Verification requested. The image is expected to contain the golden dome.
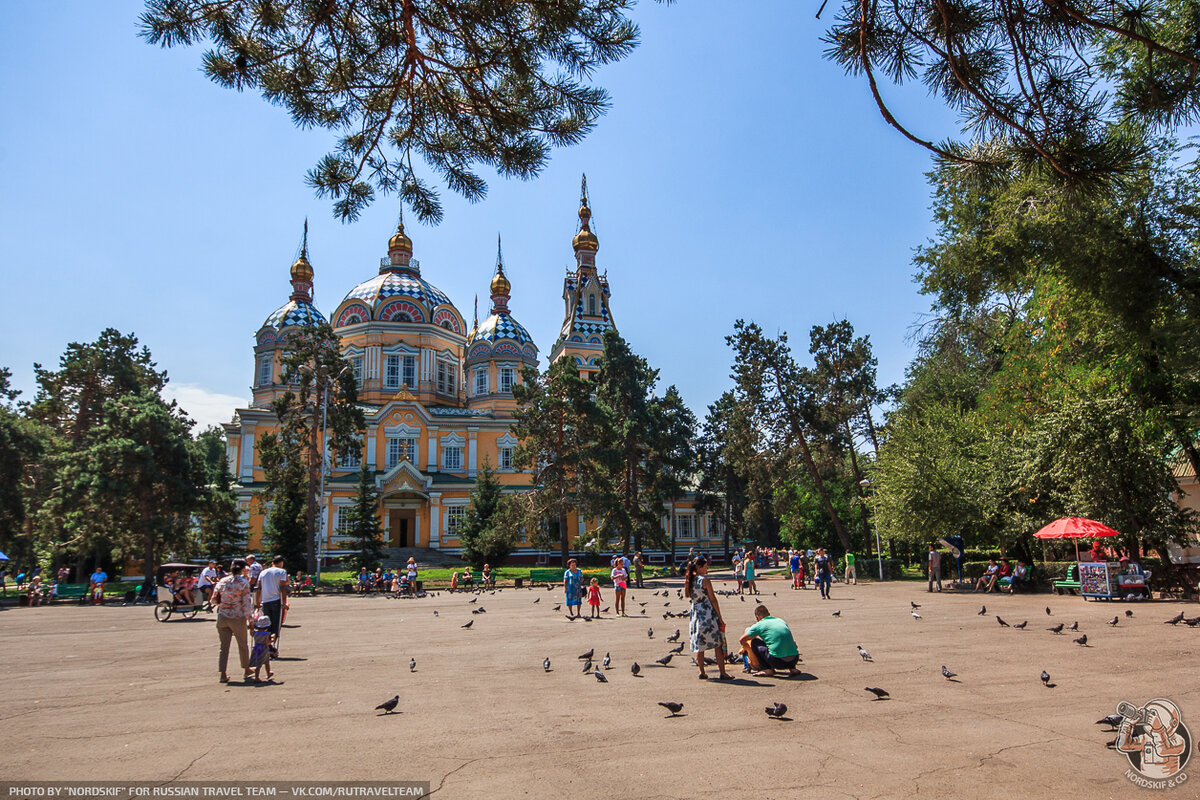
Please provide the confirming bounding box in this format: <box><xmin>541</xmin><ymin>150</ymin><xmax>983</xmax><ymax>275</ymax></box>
<box><xmin>572</xmin><ymin>200</ymin><xmax>599</xmax><ymax>253</ymax></box>
<box><xmin>290</xmin><ymin>250</ymin><xmax>314</xmax><ymax>282</ymax></box>
<box><xmin>388</xmin><ymin>221</ymin><xmax>413</xmax><ymax>253</ymax></box>
<box><xmin>490</xmin><ymin>263</ymin><xmax>511</xmax><ymax>295</ymax></box>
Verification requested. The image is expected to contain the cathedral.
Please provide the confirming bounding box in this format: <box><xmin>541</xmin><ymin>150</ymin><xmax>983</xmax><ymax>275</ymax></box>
<box><xmin>222</xmin><ymin>182</ymin><xmax>721</xmax><ymax>565</ymax></box>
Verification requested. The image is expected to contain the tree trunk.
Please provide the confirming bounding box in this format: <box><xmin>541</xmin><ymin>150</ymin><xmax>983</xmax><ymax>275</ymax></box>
<box><xmin>863</xmin><ymin>405</ymin><xmax>881</xmax><ymax>456</ymax></box>
<box><xmin>845</xmin><ymin>421</ymin><xmax>871</xmax><ymax>550</ymax></box>
<box><xmin>558</xmin><ymin>511</ymin><xmax>570</xmax><ymax>568</ymax></box>
<box><xmin>305</xmin><ymin>375</ymin><xmax>324</xmax><ymax>575</ymax></box>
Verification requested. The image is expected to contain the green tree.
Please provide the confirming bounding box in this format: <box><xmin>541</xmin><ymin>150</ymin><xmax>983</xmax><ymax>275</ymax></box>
<box><xmin>60</xmin><ymin>391</ymin><xmax>200</xmax><ymax>583</ymax></box>
<box><xmin>458</xmin><ymin>461</ymin><xmax>518</xmax><ymax>570</ymax></box>
<box><xmin>345</xmin><ymin>462</ymin><xmax>385</xmax><ymax>572</ymax></box>
<box><xmin>140</xmin><ymin>0</ymin><xmax>646</xmax><ymax>222</ymax></box>
<box><xmin>258</xmin><ymin>414</ymin><xmax>310</xmax><ymax>572</ymax></box>
<box><xmin>196</xmin><ymin>440</ymin><xmax>242</xmax><ymax>566</ymax></box>
<box><xmin>647</xmin><ymin>385</ymin><xmax>697</xmax><ymax>557</ymax></box>
<box><xmin>728</xmin><ymin>320</ymin><xmax>852</xmax><ymax>551</ymax></box>
<box><xmin>510</xmin><ymin>357</ymin><xmax>604</xmax><ymax>566</ymax></box>
<box><xmin>271</xmin><ymin>322</ymin><xmax>366</xmax><ymax>573</ymax></box>
<box><xmin>824</xmin><ymin>0</ymin><xmax>1200</xmax><ymax>185</ymax></box>
<box><xmin>0</xmin><ymin>369</ymin><xmax>47</xmax><ymax>561</ymax></box>
<box><xmin>28</xmin><ymin>329</ymin><xmax>171</xmax><ymax>570</ymax></box>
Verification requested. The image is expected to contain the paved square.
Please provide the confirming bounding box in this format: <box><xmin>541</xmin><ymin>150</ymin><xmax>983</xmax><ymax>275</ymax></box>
<box><xmin>3</xmin><ymin>578</ymin><xmax>1196</xmax><ymax>797</ymax></box>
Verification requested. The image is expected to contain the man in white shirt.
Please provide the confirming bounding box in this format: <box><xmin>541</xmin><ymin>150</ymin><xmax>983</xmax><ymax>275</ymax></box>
<box><xmin>254</xmin><ymin>555</ymin><xmax>289</xmax><ymax>654</ymax></box>
<box><xmin>198</xmin><ymin>560</ymin><xmax>218</xmax><ymax>607</ymax></box>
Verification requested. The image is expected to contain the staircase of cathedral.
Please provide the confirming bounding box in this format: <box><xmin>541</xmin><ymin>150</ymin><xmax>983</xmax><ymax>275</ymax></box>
<box><xmin>381</xmin><ymin>547</ymin><xmax>460</xmax><ymax>569</ymax></box>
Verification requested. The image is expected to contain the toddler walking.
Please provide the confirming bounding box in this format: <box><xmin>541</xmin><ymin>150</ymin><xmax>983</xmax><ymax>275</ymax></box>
<box><xmin>248</xmin><ymin>615</ymin><xmax>274</xmax><ymax>683</ymax></box>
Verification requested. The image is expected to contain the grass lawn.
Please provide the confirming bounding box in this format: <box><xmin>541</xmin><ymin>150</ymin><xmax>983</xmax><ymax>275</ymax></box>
<box><xmin>313</xmin><ymin>564</ymin><xmax>674</xmax><ymax>588</ymax></box>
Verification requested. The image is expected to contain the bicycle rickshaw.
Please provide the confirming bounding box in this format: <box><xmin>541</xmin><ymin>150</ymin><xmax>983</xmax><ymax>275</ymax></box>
<box><xmin>154</xmin><ymin>562</ymin><xmax>209</xmax><ymax>622</ymax></box>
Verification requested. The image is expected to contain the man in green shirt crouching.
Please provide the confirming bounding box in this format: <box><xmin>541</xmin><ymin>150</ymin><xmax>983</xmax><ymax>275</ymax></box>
<box><xmin>739</xmin><ymin>604</ymin><xmax>802</xmax><ymax>677</ymax></box>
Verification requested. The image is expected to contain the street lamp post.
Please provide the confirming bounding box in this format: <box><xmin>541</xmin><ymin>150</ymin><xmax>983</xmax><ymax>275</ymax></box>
<box><xmin>859</xmin><ymin>479</ymin><xmax>884</xmax><ymax>581</ymax></box>
<box><xmin>301</xmin><ymin>364</ymin><xmax>351</xmax><ymax>585</ymax></box>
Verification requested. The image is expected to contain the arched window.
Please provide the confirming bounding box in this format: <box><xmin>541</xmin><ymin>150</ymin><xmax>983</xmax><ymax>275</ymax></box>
<box><xmin>588</xmin><ymin>294</ymin><xmax>597</xmax><ymax>315</ymax></box>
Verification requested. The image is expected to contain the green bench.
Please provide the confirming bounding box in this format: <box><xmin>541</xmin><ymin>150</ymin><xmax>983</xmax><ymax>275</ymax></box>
<box><xmin>52</xmin><ymin>584</ymin><xmax>90</xmax><ymax>603</ymax></box>
<box><xmin>1053</xmin><ymin>564</ymin><xmax>1081</xmax><ymax>595</ymax></box>
<box><xmin>529</xmin><ymin>568</ymin><xmax>562</xmax><ymax>584</ymax></box>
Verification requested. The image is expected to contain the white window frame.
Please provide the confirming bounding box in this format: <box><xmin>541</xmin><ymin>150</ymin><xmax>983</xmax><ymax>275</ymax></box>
<box><xmin>442</xmin><ymin>445</ymin><xmax>463</xmax><ymax>471</ymax></box>
<box><xmin>335</xmin><ymin>506</ymin><xmax>355</xmax><ymax>536</ymax></box>
<box><xmin>257</xmin><ymin>356</ymin><xmax>272</xmax><ymax>387</ymax></box>
<box><xmin>386</xmin><ymin>437</ymin><xmax>416</xmax><ymax>468</ymax></box>
<box><xmin>350</xmin><ymin>355</ymin><xmax>364</xmax><ymax>387</ymax></box>
<box><xmin>384</xmin><ymin>354</ymin><xmax>401</xmax><ymax>389</ymax></box>
<box><xmin>498</xmin><ymin>446</ymin><xmax>513</xmax><ymax>470</ymax></box>
<box><xmin>473</xmin><ymin>367</ymin><xmax>488</xmax><ymax>397</ymax></box>
<box><xmin>446</xmin><ymin>505</ymin><xmax>467</xmax><ymax>536</ymax></box>
<box><xmin>436</xmin><ymin>358</ymin><xmax>457</xmax><ymax>395</ymax></box>
<box><xmin>674</xmin><ymin>514</ymin><xmax>697</xmax><ymax>540</ymax></box>
<box><xmin>498</xmin><ymin>365</ymin><xmax>515</xmax><ymax>393</ymax></box>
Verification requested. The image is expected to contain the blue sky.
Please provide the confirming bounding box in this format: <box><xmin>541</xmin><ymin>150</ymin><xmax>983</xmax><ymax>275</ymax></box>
<box><xmin>0</xmin><ymin>1</ymin><xmax>959</xmax><ymax>431</ymax></box>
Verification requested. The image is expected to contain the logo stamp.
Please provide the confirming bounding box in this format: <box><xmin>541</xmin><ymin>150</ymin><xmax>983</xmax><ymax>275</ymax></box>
<box><xmin>1112</xmin><ymin>698</ymin><xmax>1192</xmax><ymax>789</ymax></box>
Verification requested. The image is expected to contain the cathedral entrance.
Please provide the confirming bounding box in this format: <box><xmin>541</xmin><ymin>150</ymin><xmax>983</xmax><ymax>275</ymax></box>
<box><xmin>389</xmin><ymin>509</ymin><xmax>418</xmax><ymax>547</ymax></box>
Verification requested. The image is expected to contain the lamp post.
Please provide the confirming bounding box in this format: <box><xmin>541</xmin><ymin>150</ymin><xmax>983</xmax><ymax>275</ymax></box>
<box><xmin>858</xmin><ymin>479</ymin><xmax>884</xmax><ymax>581</ymax></box>
<box><xmin>301</xmin><ymin>363</ymin><xmax>351</xmax><ymax>585</ymax></box>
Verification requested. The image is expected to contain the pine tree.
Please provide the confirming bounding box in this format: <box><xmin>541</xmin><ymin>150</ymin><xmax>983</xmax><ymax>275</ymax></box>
<box><xmin>197</xmin><ymin>443</ymin><xmax>242</xmax><ymax>566</ymax></box>
<box><xmin>259</xmin><ymin>427</ymin><xmax>308</xmax><ymax>572</ymax></box>
<box><xmin>346</xmin><ymin>463</ymin><xmax>384</xmax><ymax>572</ymax></box>
<box><xmin>458</xmin><ymin>461</ymin><xmax>516</xmax><ymax>570</ymax></box>
<box><xmin>140</xmin><ymin>0</ymin><xmax>643</xmax><ymax>222</ymax></box>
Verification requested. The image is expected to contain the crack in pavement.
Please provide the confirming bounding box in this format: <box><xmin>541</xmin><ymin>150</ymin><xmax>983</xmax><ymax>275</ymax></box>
<box><xmin>158</xmin><ymin>747</ymin><xmax>213</xmax><ymax>783</ymax></box>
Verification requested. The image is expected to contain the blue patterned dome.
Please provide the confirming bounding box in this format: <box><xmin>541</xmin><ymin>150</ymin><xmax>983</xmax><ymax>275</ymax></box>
<box><xmin>343</xmin><ymin>269</ymin><xmax>454</xmax><ymax>312</ymax></box>
<box><xmin>262</xmin><ymin>298</ymin><xmax>327</xmax><ymax>330</ymax></box>
<box><xmin>472</xmin><ymin>311</ymin><xmax>533</xmax><ymax>345</ymax></box>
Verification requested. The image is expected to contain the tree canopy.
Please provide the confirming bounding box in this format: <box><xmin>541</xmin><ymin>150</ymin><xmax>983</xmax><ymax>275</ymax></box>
<box><xmin>140</xmin><ymin>0</ymin><xmax>648</xmax><ymax>222</ymax></box>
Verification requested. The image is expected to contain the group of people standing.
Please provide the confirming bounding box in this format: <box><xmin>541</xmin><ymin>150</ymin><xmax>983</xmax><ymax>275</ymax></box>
<box><xmin>786</xmin><ymin>548</ymin><xmax>839</xmax><ymax>598</ymax></box>
<box><xmin>210</xmin><ymin>554</ymin><xmax>289</xmax><ymax>684</ymax></box>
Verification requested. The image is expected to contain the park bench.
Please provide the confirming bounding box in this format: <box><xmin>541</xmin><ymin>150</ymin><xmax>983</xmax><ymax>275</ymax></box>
<box><xmin>52</xmin><ymin>584</ymin><xmax>89</xmax><ymax>603</ymax></box>
<box><xmin>1053</xmin><ymin>564</ymin><xmax>1081</xmax><ymax>595</ymax></box>
<box><xmin>529</xmin><ymin>568</ymin><xmax>561</xmax><ymax>585</ymax></box>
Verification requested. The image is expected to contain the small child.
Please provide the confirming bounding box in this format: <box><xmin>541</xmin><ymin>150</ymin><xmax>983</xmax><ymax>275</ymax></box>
<box><xmin>248</xmin><ymin>616</ymin><xmax>274</xmax><ymax>683</ymax></box>
<box><xmin>587</xmin><ymin>577</ymin><xmax>603</xmax><ymax>619</ymax></box>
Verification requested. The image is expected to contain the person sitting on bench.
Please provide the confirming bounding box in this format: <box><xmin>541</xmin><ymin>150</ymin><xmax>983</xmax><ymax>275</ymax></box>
<box><xmin>975</xmin><ymin>560</ymin><xmax>1001</xmax><ymax>592</ymax></box>
<box><xmin>1008</xmin><ymin>560</ymin><xmax>1030</xmax><ymax>593</ymax></box>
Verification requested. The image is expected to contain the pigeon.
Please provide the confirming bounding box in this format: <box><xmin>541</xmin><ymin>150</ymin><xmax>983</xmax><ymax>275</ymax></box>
<box><xmin>461</xmin><ymin>620</ymin><xmax>473</xmax><ymax>629</ymax></box>
<box><xmin>656</xmin><ymin>654</ymin><xmax>674</xmax><ymax>666</ymax></box>
<box><xmin>941</xmin><ymin>665</ymin><xmax>957</xmax><ymax>681</ymax></box>
<box><xmin>666</xmin><ymin>630</ymin><xmax>681</xmax><ymax>642</ymax></box>
<box><xmin>1186</xmin><ymin>616</ymin><xmax>1200</xmax><ymax>627</ymax></box>
<box><xmin>553</xmin><ymin>604</ymin><xmax>561</xmax><ymax>611</ymax></box>
<box><xmin>996</xmin><ymin>616</ymin><xmax>1010</xmax><ymax>627</ymax></box>
<box><xmin>668</xmin><ymin>643</ymin><xmax>685</xmax><ymax>654</ymax></box>
<box><xmin>375</xmin><ymin>695</ymin><xmax>399</xmax><ymax>714</ymax></box>
<box><xmin>1125</xmin><ymin>609</ymin><xmax>1133</xmax><ymax>617</ymax></box>
<box><xmin>911</xmin><ymin>601</ymin><xmax>921</xmax><ymax>609</ymax></box>
<box><xmin>1045</xmin><ymin>607</ymin><xmax>1052</xmax><ymax>615</ymax></box>
<box><xmin>582</xmin><ymin>616</ymin><xmax>592</xmax><ymax>622</ymax></box>
<box><xmin>832</xmin><ymin>610</ymin><xmax>841</xmax><ymax>617</ymax></box>
<box><xmin>543</xmin><ymin>657</ymin><xmax>551</xmax><ymax>672</ymax></box>
<box><xmin>631</xmin><ymin>662</ymin><xmax>641</xmax><ymax>677</ymax></box>
<box><xmin>1014</xmin><ymin>621</ymin><xmax>1028</xmax><ymax>629</ymax></box>
<box><xmin>471</xmin><ymin>608</ymin><xmax>483</xmax><ymax>615</ymax></box>
<box><xmin>578</xmin><ymin>649</ymin><xmax>594</xmax><ymax>660</ymax></box>
<box><xmin>582</xmin><ymin>659</ymin><xmax>593</xmax><ymax>673</ymax></box>
<box><xmin>665</xmin><ymin>602</ymin><xmax>671</xmax><ymax>607</ymax></box>
<box><xmin>1068</xmin><ymin>621</ymin><xmax>1079</xmax><ymax>631</ymax></box>
<box><xmin>1040</xmin><ymin>670</ymin><xmax>1050</xmax><ymax>686</ymax></box>
<box><xmin>1048</xmin><ymin>623</ymin><xmax>1064</xmax><ymax>634</ymax></box>
<box><xmin>857</xmin><ymin>645</ymin><xmax>872</xmax><ymax>662</ymax></box>
<box><xmin>639</xmin><ymin>601</ymin><xmax>648</xmax><ymax>606</ymax></box>
<box><xmin>1096</xmin><ymin>713</ymin><xmax>1123</xmax><ymax>730</ymax></box>
<box><xmin>594</xmin><ymin>669</ymin><xmax>608</xmax><ymax>683</ymax></box>
<box><xmin>1074</xmin><ymin>634</ymin><xmax>1088</xmax><ymax>646</ymax></box>
<box><xmin>641</xmin><ymin>608</ymin><xmax>646</xmax><ymax>615</ymax></box>
<box><xmin>1107</xmin><ymin>616</ymin><xmax>1119</xmax><ymax>626</ymax></box>
<box><xmin>534</xmin><ymin>597</ymin><xmax>540</xmax><ymax>604</ymax></box>
<box><xmin>658</xmin><ymin>701</ymin><xmax>684</xmax><ymax>716</ymax></box>
<box><xmin>740</xmin><ymin>596</ymin><xmax>745</xmax><ymax>602</ymax></box>
<box><xmin>1165</xmin><ymin>611</ymin><xmax>1185</xmax><ymax>625</ymax></box>
<box><xmin>865</xmin><ymin>687</ymin><xmax>890</xmax><ymax>700</ymax></box>
<box><xmin>409</xmin><ymin>658</ymin><xmax>416</xmax><ymax>672</ymax></box>
<box><xmin>602</xmin><ymin>653</ymin><xmax>611</xmax><ymax>669</ymax></box>
<box><xmin>1105</xmin><ymin>738</ymin><xmax>1118</xmax><ymax>749</ymax></box>
<box><xmin>601</xmin><ymin>607</ymin><xmax>610</xmax><ymax>613</ymax></box>
<box><xmin>911</xmin><ymin>611</ymin><xmax>922</xmax><ymax>620</ymax></box>
<box><xmin>565</xmin><ymin>615</ymin><xmax>577</xmax><ymax>622</ymax></box>
<box><xmin>469</xmin><ymin>598</ymin><xmax>477</xmax><ymax>604</ymax></box>
<box><xmin>978</xmin><ymin>605</ymin><xmax>987</xmax><ymax>615</ymax></box>
<box><xmin>433</xmin><ymin>610</ymin><xmax>438</xmax><ymax>617</ymax></box>
<box><xmin>647</xmin><ymin>628</ymin><xmax>654</xmax><ymax>639</ymax></box>
<box><xmin>765</xmin><ymin>702</ymin><xmax>787</xmax><ymax>718</ymax></box>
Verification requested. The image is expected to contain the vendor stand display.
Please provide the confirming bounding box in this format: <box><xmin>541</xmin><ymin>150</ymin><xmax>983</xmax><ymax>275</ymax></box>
<box><xmin>1034</xmin><ymin>517</ymin><xmax>1148</xmax><ymax>600</ymax></box>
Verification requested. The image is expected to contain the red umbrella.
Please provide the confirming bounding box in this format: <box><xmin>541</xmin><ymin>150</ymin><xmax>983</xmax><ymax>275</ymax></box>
<box><xmin>1034</xmin><ymin>517</ymin><xmax>1121</xmax><ymax>561</ymax></box>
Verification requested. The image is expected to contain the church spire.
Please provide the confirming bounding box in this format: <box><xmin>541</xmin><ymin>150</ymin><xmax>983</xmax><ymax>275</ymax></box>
<box><xmin>572</xmin><ymin>173</ymin><xmax>599</xmax><ymax>265</ymax></box>
<box><xmin>490</xmin><ymin>233</ymin><xmax>511</xmax><ymax>313</ymax></box>
<box><xmin>289</xmin><ymin>218</ymin><xmax>314</xmax><ymax>301</ymax></box>
<box><xmin>384</xmin><ymin>203</ymin><xmax>415</xmax><ymax>272</ymax></box>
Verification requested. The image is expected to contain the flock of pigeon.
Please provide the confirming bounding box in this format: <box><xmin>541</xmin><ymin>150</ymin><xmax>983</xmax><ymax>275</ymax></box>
<box><xmin>372</xmin><ymin>580</ymin><xmax>1197</xmax><ymax>733</ymax></box>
